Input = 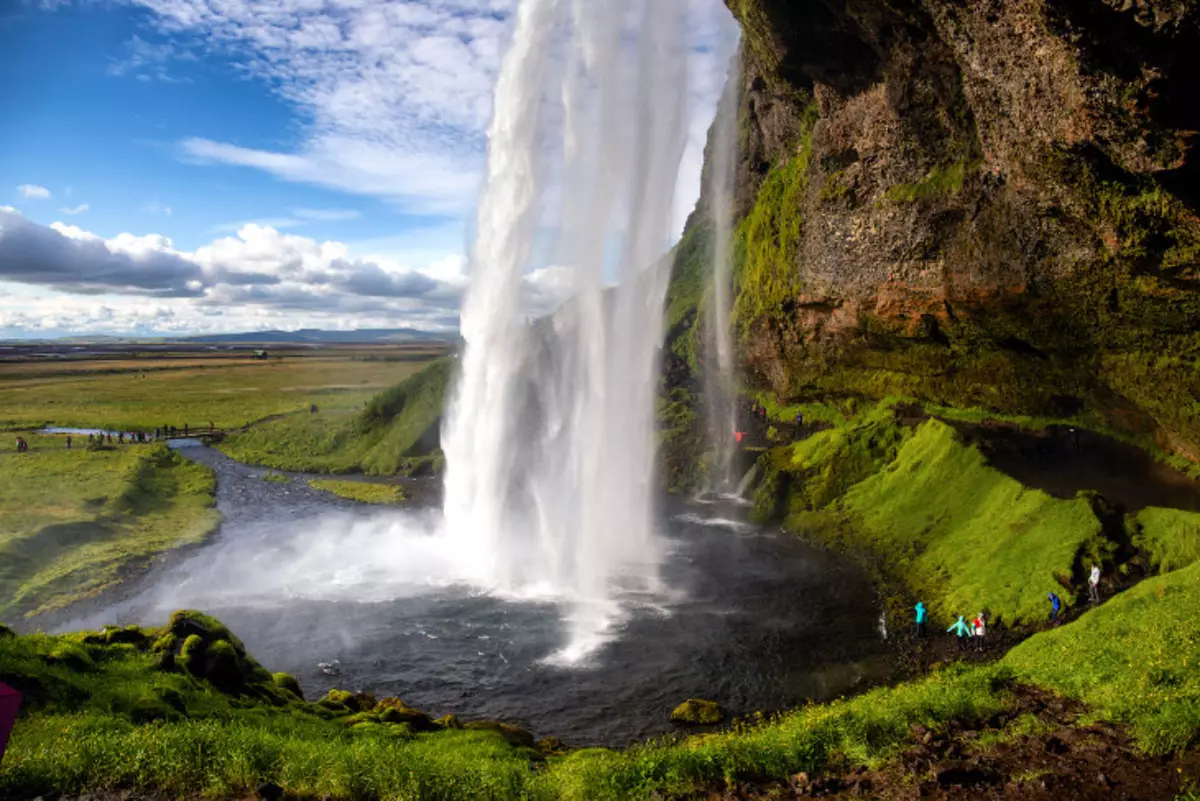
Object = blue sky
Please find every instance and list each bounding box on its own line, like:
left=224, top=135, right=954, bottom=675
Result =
left=0, top=0, right=734, bottom=337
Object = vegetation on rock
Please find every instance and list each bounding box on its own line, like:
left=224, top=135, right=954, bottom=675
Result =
left=670, top=698, right=724, bottom=725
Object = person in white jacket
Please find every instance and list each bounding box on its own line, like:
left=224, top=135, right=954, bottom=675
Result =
left=1089, top=564, right=1101, bottom=603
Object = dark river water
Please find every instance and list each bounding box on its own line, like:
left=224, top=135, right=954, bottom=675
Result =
left=58, top=445, right=893, bottom=746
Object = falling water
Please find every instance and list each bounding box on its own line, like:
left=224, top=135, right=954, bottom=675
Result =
left=441, top=0, right=694, bottom=663
left=703, top=56, right=741, bottom=493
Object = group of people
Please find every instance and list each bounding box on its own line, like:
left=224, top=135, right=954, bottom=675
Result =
left=915, top=602, right=988, bottom=651
left=915, top=563, right=1106, bottom=653
left=13, top=420, right=214, bottom=453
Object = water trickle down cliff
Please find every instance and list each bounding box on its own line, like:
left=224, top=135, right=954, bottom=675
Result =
left=662, top=0, right=1200, bottom=483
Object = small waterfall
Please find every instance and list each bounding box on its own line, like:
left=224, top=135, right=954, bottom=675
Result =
left=441, top=0, right=695, bottom=663
left=733, top=462, right=758, bottom=500
left=703, top=54, right=741, bottom=493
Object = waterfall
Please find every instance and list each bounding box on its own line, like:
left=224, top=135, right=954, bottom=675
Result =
left=441, top=0, right=694, bottom=663
left=703, top=56, right=741, bottom=494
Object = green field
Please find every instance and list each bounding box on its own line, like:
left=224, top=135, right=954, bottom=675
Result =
left=0, top=437, right=219, bottom=620
left=0, top=346, right=448, bottom=432
left=309, top=479, right=407, bottom=504
left=219, top=357, right=452, bottom=475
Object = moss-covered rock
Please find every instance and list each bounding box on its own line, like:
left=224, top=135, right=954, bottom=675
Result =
left=205, top=639, right=242, bottom=688
left=670, top=698, right=724, bottom=725
left=463, top=720, right=537, bottom=748
left=128, top=695, right=181, bottom=724
left=40, top=643, right=94, bottom=672
left=374, top=697, right=437, bottom=732
left=434, top=713, right=461, bottom=729
left=272, top=672, right=304, bottom=700
left=178, top=634, right=206, bottom=676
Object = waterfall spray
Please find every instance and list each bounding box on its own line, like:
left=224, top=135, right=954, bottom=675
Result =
left=703, top=56, right=741, bottom=494
left=441, top=0, right=694, bottom=663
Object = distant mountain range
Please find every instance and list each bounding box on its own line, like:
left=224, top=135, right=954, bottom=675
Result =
left=0, top=328, right=457, bottom=346
left=179, top=328, right=455, bottom=344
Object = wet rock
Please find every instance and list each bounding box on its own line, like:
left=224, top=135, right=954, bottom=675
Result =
left=374, top=697, right=437, bottom=731
left=670, top=698, right=725, bottom=725
left=536, top=736, right=567, bottom=756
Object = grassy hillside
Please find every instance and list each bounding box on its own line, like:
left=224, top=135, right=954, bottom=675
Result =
left=219, top=357, right=453, bottom=476
left=0, top=439, right=218, bottom=620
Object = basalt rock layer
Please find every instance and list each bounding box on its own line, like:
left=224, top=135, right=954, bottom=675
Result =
left=684, top=0, right=1200, bottom=465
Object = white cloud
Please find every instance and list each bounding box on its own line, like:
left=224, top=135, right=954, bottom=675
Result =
left=58, top=203, right=90, bottom=215
left=120, top=0, right=733, bottom=222
left=17, top=184, right=51, bottom=199
left=141, top=201, right=172, bottom=216
left=0, top=208, right=572, bottom=336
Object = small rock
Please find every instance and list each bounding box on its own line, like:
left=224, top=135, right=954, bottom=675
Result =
left=256, top=781, right=284, bottom=801
left=790, top=771, right=810, bottom=787
left=1098, top=773, right=1113, bottom=789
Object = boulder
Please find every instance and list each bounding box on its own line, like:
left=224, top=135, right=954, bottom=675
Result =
left=272, top=672, right=304, bottom=700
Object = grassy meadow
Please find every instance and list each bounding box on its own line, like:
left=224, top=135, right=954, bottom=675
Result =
left=0, top=345, right=448, bottom=432
left=0, top=437, right=219, bottom=620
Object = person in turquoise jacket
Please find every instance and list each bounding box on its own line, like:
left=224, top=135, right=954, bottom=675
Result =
left=947, top=615, right=972, bottom=650
left=914, top=602, right=928, bottom=638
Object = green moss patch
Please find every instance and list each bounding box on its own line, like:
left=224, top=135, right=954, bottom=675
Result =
left=1133, top=507, right=1200, bottom=574
left=308, top=479, right=406, bottom=505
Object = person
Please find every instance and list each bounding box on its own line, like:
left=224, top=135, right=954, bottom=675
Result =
left=947, top=615, right=973, bottom=650
left=1048, top=592, right=1061, bottom=624
left=118, top=432, right=124, bottom=445
left=65, top=435, right=71, bottom=450
left=106, top=433, right=112, bottom=444
left=795, top=410, right=804, bottom=427
left=914, top=601, right=927, bottom=638
left=1089, top=563, right=1101, bottom=603
left=209, top=420, right=215, bottom=433
left=88, top=433, right=95, bottom=446
left=972, top=612, right=986, bottom=652
left=15, top=437, right=27, bottom=453
left=184, top=423, right=189, bottom=437
left=154, top=428, right=160, bottom=439
left=734, top=430, right=747, bottom=444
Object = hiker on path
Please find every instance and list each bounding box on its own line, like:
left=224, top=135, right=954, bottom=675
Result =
left=184, top=423, right=189, bottom=437
left=15, top=437, right=27, bottom=453
left=1048, top=592, right=1061, bottom=624
left=65, top=435, right=71, bottom=450
left=914, top=602, right=927, bottom=637
left=947, top=616, right=973, bottom=650
left=972, top=612, right=986, bottom=652
left=794, top=410, right=804, bottom=427
left=1089, top=564, right=1101, bottom=603
left=118, top=432, right=124, bottom=445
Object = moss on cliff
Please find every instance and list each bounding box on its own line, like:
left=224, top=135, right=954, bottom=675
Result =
left=733, top=103, right=818, bottom=337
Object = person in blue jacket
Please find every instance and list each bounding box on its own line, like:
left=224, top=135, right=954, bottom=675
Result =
left=914, top=602, right=928, bottom=638
left=1048, top=592, right=1061, bottom=624
left=947, top=615, right=972, bottom=650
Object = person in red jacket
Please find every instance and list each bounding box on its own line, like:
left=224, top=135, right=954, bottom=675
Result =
left=972, top=612, right=987, bottom=652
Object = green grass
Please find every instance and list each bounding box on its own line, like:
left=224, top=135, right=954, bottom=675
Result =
left=838, top=419, right=1103, bottom=625
left=0, top=349, right=443, bottom=432
left=1133, top=507, right=1200, bottom=573
left=1004, top=560, right=1200, bottom=754
left=309, top=480, right=407, bottom=505
left=0, top=440, right=218, bottom=619
left=220, top=358, right=453, bottom=475
left=884, top=160, right=973, bottom=203
left=0, top=613, right=538, bottom=801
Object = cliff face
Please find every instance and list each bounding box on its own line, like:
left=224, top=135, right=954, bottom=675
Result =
left=711, top=0, right=1200, bottom=462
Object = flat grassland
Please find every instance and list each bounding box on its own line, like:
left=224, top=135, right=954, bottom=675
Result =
left=0, top=344, right=449, bottom=431
left=0, top=436, right=219, bottom=620
left=0, top=344, right=447, bottom=621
